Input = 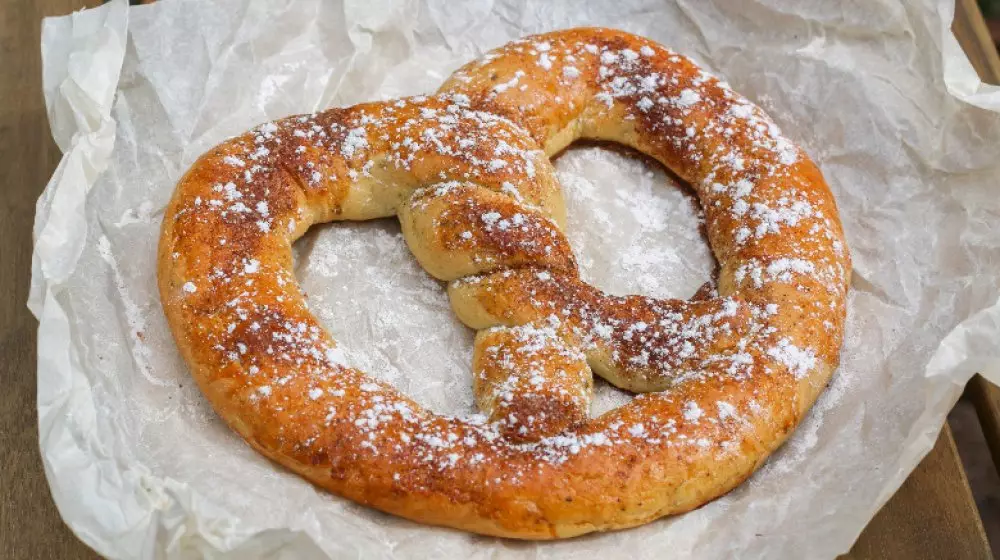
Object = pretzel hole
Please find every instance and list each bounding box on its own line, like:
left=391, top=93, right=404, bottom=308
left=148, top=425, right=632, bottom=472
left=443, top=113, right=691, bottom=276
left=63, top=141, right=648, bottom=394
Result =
left=554, top=142, right=717, bottom=296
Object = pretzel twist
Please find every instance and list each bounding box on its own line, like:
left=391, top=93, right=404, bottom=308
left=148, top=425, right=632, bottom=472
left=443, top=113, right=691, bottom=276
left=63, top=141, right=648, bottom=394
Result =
left=158, top=28, right=849, bottom=539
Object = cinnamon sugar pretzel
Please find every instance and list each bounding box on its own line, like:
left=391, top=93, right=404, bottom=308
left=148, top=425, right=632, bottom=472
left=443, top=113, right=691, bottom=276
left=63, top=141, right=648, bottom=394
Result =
left=158, top=28, right=849, bottom=539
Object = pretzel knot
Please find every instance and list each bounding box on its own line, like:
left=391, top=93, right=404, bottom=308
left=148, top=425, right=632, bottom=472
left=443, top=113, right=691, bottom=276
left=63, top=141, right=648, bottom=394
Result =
left=159, top=28, right=849, bottom=538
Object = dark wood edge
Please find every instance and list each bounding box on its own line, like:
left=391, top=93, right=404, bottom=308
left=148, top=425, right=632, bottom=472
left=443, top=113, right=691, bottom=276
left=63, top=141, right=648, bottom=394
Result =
left=955, top=0, right=1000, bottom=82
left=970, top=375, right=1000, bottom=477
left=953, top=0, right=1000, bottom=483
left=844, top=426, right=992, bottom=559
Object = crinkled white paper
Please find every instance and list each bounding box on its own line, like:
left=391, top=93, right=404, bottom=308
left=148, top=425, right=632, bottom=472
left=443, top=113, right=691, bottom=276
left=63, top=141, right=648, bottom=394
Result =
left=31, top=0, right=1000, bottom=558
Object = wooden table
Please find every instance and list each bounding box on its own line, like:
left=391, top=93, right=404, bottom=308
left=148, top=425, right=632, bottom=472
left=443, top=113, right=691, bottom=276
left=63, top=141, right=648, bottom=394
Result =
left=0, top=1, right=997, bottom=558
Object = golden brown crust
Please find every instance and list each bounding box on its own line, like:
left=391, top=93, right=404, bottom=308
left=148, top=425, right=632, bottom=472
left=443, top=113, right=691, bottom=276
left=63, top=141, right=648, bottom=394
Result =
left=473, top=321, right=592, bottom=442
left=158, top=27, right=850, bottom=539
left=399, top=182, right=576, bottom=280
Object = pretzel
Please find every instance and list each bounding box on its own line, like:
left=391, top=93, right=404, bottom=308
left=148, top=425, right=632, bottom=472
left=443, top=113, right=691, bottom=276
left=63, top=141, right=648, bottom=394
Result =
left=158, top=28, right=849, bottom=539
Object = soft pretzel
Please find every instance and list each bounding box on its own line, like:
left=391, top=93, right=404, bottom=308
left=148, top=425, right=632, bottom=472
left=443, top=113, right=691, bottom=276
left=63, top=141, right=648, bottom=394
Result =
left=158, top=28, right=849, bottom=539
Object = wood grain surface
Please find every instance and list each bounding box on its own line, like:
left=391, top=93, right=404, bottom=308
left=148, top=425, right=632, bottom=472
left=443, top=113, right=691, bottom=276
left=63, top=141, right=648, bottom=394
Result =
left=0, top=1, right=994, bottom=559
left=1, top=2, right=102, bottom=558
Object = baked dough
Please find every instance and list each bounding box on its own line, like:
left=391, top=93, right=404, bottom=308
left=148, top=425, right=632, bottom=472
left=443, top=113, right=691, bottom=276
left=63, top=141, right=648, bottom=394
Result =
left=158, top=28, right=849, bottom=539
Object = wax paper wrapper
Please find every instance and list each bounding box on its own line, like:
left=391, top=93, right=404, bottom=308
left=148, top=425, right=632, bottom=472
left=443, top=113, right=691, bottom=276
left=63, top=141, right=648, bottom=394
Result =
left=30, top=0, right=1000, bottom=558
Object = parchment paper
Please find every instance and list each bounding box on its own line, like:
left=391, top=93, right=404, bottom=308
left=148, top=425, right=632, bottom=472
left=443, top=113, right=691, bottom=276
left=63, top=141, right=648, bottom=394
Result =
left=30, top=0, right=1000, bottom=558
